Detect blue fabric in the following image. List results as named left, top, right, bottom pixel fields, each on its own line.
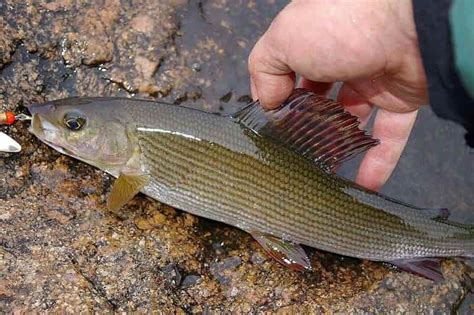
left=413, top=0, right=474, bottom=146
left=450, top=0, right=474, bottom=98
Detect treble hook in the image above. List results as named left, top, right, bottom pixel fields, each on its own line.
left=15, top=113, right=32, bottom=122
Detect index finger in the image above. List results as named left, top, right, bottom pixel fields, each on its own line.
left=248, top=37, right=296, bottom=109
left=356, top=109, right=418, bottom=191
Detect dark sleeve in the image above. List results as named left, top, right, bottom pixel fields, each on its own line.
left=412, top=0, right=474, bottom=147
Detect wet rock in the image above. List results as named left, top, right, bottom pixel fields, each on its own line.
left=0, top=25, right=16, bottom=69
left=210, top=256, right=242, bottom=285
left=0, top=0, right=473, bottom=313
left=181, top=274, right=201, bottom=288
left=130, top=15, right=155, bottom=34
left=250, top=252, right=266, bottom=265
left=332, top=262, right=474, bottom=313
left=458, top=292, right=474, bottom=314
left=211, top=241, right=227, bottom=255
left=61, top=32, right=114, bottom=67
left=161, top=263, right=182, bottom=289
left=134, top=55, right=160, bottom=94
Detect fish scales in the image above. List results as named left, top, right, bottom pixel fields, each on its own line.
left=132, top=109, right=469, bottom=260
left=138, top=131, right=454, bottom=259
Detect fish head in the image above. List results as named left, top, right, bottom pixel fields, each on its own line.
left=27, top=98, right=134, bottom=174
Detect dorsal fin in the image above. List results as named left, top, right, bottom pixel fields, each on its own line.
left=232, top=89, right=379, bottom=170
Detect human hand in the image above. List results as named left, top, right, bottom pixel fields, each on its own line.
left=248, top=0, right=428, bottom=191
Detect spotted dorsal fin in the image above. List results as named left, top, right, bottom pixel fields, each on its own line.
left=233, top=89, right=379, bottom=170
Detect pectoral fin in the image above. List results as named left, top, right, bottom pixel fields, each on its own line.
left=107, top=172, right=150, bottom=211
left=252, top=231, right=312, bottom=271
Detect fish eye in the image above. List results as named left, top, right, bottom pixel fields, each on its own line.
left=63, top=112, right=86, bottom=131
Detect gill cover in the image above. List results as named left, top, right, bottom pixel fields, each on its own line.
left=27, top=97, right=150, bottom=211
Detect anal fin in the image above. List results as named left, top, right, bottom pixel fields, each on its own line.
left=390, top=258, right=444, bottom=282
left=252, top=231, right=312, bottom=271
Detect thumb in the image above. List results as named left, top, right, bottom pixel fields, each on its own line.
left=248, top=38, right=295, bottom=109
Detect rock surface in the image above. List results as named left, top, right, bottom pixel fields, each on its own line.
left=0, top=0, right=473, bottom=313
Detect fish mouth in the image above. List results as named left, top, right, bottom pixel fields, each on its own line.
left=27, top=102, right=57, bottom=132
left=29, top=113, right=57, bottom=140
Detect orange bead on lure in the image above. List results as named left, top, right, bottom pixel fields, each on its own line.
left=0, top=111, right=16, bottom=125
left=0, top=111, right=31, bottom=125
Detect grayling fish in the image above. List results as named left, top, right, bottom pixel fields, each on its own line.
left=27, top=89, right=473, bottom=280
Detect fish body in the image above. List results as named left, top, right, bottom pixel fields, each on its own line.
left=27, top=90, right=473, bottom=279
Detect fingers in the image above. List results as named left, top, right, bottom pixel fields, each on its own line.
left=248, top=0, right=385, bottom=109
left=250, top=76, right=258, bottom=101
left=356, top=109, right=418, bottom=191
left=248, top=39, right=295, bottom=109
